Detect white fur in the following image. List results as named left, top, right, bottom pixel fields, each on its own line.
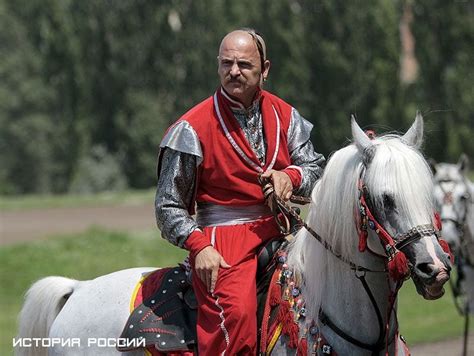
left=288, top=134, right=435, bottom=323
left=433, top=158, right=474, bottom=314
left=16, top=269, right=155, bottom=356
left=16, top=277, right=78, bottom=356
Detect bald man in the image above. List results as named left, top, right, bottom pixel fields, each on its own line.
left=155, top=28, right=325, bottom=354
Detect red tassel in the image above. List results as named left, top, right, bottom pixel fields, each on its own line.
left=278, top=300, right=291, bottom=324
left=297, top=338, right=308, bottom=356
left=287, top=321, right=299, bottom=349
left=358, top=230, right=368, bottom=252
left=439, top=239, right=454, bottom=263
left=269, top=283, right=282, bottom=307
left=388, top=251, right=410, bottom=281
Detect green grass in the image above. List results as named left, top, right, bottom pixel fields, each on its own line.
left=398, top=275, right=470, bottom=344
left=0, top=229, right=470, bottom=355
left=0, top=228, right=187, bottom=355
left=0, top=188, right=155, bottom=211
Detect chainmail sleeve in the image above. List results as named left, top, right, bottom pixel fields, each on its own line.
left=287, top=108, right=326, bottom=197
left=155, top=120, right=203, bottom=248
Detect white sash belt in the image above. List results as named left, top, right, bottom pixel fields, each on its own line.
left=196, top=203, right=272, bottom=227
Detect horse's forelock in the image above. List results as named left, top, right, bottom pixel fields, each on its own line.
left=287, top=134, right=435, bottom=321
left=364, top=137, right=435, bottom=227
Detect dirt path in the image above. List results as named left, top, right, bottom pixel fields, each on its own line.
left=0, top=204, right=155, bottom=245
left=410, top=333, right=473, bottom=355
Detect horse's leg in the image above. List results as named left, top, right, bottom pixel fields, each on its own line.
left=463, top=264, right=474, bottom=315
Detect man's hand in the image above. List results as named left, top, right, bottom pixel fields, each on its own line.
left=194, top=246, right=231, bottom=293
left=261, top=169, right=293, bottom=201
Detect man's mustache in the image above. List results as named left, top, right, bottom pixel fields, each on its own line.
left=227, top=77, right=243, bottom=83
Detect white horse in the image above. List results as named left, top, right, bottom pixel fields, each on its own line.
left=432, top=154, right=474, bottom=314
left=16, top=116, right=451, bottom=355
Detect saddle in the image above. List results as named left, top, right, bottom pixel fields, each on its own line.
left=117, top=237, right=288, bottom=354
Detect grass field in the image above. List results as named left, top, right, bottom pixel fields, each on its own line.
left=0, top=228, right=470, bottom=355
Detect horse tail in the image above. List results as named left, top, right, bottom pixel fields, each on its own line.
left=15, top=276, right=79, bottom=356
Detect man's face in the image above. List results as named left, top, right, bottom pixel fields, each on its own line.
left=218, top=32, right=266, bottom=107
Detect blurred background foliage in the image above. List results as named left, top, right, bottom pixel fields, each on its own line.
left=0, top=0, right=472, bottom=195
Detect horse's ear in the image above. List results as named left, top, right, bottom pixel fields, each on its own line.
left=458, top=153, right=469, bottom=173
left=428, top=158, right=438, bottom=175
left=401, top=112, right=424, bottom=148
left=351, top=115, right=374, bottom=160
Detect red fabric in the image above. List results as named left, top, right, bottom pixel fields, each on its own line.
left=131, top=269, right=194, bottom=356
left=387, top=251, right=410, bottom=281
left=183, top=230, right=211, bottom=256
left=439, top=239, right=454, bottom=263
left=190, top=216, right=282, bottom=355
left=282, top=167, right=302, bottom=188
left=133, top=269, right=170, bottom=307
left=171, top=88, right=295, bottom=209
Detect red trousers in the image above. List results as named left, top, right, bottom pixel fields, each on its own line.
left=191, top=217, right=281, bottom=355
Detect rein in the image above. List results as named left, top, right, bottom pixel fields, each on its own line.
left=259, top=177, right=393, bottom=354
left=259, top=176, right=385, bottom=274
left=259, top=167, right=450, bottom=355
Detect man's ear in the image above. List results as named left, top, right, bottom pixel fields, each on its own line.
left=263, top=60, right=271, bottom=80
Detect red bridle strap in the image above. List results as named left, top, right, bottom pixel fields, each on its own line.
left=357, top=177, right=410, bottom=281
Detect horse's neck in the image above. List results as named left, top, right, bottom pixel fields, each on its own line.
left=315, top=244, right=399, bottom=355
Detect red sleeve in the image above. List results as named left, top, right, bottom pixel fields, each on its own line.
left=184, top=230, right=211, bottom=256
left=282, top=166, right=302, bottom=188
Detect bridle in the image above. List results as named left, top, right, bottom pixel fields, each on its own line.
left=436, top=178, right=471, bottom=235
left=356, top=166, right=445, bottom=281
left=259, top=163, right=452, bottom=355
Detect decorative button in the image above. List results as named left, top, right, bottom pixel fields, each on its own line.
left=368, top=220, right=375, bottom=230
left=292, top=288, right=300, bottom=297
left=309, top=326, right=318, bottom=335
left=300, top=307, right=306, bottom=317
left=168, top=279, right=173, bottom=283
left=162, top=289, right=167, bottom=294
left=156, top=334, right=161, bottom=338
left=129, top=324, right=134, bottom=329
left=151, top=300, right=155, bottom=304
left=322, top=344, right=332, bottom=354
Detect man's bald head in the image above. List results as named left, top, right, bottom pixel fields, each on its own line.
left=217, top=29, right=271, bottom=108
left=219, top=29, right=267, bottom=70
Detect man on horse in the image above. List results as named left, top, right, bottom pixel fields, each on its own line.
left=155, top=28, right=325, bottom=355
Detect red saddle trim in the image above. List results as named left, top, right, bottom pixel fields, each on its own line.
left=129, top=268, right=193, bottom=356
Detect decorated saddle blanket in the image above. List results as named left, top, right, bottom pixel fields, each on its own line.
left=117, top=267, right=196, bottom=355
left=117, top=236, right=332, bottom=355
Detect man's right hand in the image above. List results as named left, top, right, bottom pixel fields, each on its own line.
left=194, top=246, right=231, bottom=293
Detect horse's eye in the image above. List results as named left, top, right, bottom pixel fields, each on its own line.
left=461, top=193, right=470, bottom=201
left=383, top=194, right=396, bottom=209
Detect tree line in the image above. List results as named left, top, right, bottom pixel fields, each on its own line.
left=0, top=0, right=472, bottom=194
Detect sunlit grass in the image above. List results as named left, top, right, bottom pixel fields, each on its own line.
left=0, top=228, right=186, bottom=355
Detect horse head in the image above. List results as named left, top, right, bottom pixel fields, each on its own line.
left=431, top=154, right=472, bottom=252
left=351, top=114, right=451, bottom=300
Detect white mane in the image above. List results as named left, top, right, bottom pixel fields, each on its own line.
left=287, top=134, right=435, bottom=322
